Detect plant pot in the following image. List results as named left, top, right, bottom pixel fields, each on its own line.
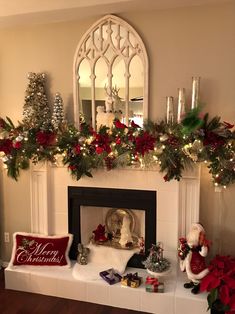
left=211, top=309, right=225, bottom=314
left=211, top=301, right=225, bottom=314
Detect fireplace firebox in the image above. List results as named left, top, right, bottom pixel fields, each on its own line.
left=68, top=186, right=156, bottom=268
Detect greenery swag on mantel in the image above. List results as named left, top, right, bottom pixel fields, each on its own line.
left=0, top=72, right=235, bottom=188
left=0, top=111, right=235, bottom=188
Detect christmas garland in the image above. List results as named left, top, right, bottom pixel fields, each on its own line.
left=0, top=109, right=235, bottom=188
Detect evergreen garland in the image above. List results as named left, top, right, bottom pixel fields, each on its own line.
left=0, top=110, right=235, bottom=187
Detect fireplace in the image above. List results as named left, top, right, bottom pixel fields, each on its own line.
left=5, top=165, right=203, bottom=314
left=68, top=186, right=156, bottom=268
left=29, top=164, right=200, bottom=263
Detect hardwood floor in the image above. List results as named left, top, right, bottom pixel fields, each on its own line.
left=0, top=268, right=147, bottom=314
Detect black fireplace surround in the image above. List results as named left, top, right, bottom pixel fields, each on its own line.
left=68, top=186, right=156, bottom=268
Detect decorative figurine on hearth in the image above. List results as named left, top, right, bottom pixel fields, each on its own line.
left=178, top=223, right=211, bottom=294
left=92, top=224, right=108, bottom=242
left=143, top=242, right=170, bottom=276
left=119, top=215, right=133, bottom=248
left=77, top=243, right=90, bottom=265
left=138, top=236, right=145, bottom=255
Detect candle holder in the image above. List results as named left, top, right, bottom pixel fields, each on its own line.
left=191, top=76, right=200, bottom=109
left=166, top=96, right=174, bottom=124
left=177, top=88, right=186, bottom=123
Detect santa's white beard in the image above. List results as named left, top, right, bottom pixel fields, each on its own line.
left=186, top=229, right=200, bottom=247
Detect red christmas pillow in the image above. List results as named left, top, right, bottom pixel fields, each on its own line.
left=9, top=232, right=73, bottom=267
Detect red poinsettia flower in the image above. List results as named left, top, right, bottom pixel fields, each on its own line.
left=0, top=139, right=13, bottom=155
left=36, top=131, right=56, bottom=147
left=220, top=285, right=230, bottom=305
left=114, top=119, right=127, bottom=129
left=203, top=131, right=225, bottom=149
left=13, top=141, right=22, bottom=149
left=96, top=146, right=104, bottom=154
left=135, top=132, right=155, bottom=156
left=92, top=133, right=111, bottom=154
left=229, top=294, right=235, bottom=310
left=73, top=144, right=81, bottom=155
left=116, top=137, right=121, bottom=145
left=200, top=255, right=235, bottom=312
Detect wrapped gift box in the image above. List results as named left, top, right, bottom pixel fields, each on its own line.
left=145, top=276, right=164, bottom=293
left=121, top=272, right=142, bottom=288
left=99, top=268, right=122, bottom=285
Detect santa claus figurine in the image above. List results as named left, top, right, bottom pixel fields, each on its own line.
left=178, top=223, right=210, bottom=294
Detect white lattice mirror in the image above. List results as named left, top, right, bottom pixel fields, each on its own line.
left=73, top=14, right=149, bottom=129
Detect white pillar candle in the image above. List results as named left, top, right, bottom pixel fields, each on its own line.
left=166, top=96, right=174, bottom=124
left=191, top=76, right=200, bottom=109
left=177, top=88, right=186, bottom=123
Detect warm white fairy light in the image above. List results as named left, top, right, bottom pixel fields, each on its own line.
left=214, top=182, right=219, bottom=186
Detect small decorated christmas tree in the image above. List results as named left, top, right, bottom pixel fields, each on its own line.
left=22, top=72, right=51, bottom=130
left=143, top=243, right=170, bottom=273
left=51, top=93, right=66, bottom=130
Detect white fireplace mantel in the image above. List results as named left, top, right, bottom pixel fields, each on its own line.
left=29, top=162, right=200, bottom=259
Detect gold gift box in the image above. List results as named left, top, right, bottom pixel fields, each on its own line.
left=121, top=273, right=142, bottom=288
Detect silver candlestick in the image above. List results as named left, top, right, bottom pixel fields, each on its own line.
left=166, top=96, right=174, bottom=124
left=191, top=76, right=200, bottom=109
left=177, top=88, right=186, bottom=123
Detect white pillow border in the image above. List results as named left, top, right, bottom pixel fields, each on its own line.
left=8, top=232, right=73, bottom=269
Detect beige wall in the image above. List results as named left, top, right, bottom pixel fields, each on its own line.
left=0, top=2, right=235, bottom=261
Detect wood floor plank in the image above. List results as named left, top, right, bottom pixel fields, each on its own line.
left=0, top=268, right=147, bottom=314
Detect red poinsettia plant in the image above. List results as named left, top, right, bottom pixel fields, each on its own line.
left=200, top=255, right=235, bottom=313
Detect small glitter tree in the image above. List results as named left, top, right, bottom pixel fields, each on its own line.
left=22, top=72, right=51, bottom=130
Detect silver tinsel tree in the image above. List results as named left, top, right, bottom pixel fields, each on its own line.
left=143, top=243, right=170, bottom=273
left=22, top=72, right=51, bottom=130
left=51, top=93, right=66, bottom=130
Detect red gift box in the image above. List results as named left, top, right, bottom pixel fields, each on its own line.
left=145, top=276, right=164, bottom=293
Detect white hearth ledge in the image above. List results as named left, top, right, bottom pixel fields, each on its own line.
left=5, top=261, right=207, bottom=314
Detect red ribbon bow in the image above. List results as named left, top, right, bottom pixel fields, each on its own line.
left=145, top=276, right=159, bottom=286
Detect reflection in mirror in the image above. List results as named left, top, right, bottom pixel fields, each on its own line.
left=79, top=59, right=91, bottom=124
left=129, top=55, right=144, bottom=126
left=73, top=14, right=148, bottom=129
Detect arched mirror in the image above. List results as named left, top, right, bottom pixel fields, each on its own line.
left=73, top=14, right=149, bottom=129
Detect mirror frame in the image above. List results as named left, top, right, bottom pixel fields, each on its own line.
left=73, top=14, right=149, bottom=129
